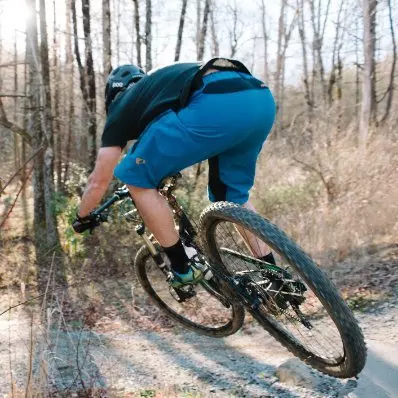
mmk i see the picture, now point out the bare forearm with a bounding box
[78,180,109,217]
[77,147,122,218]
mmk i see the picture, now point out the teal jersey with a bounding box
[101,58,251,148]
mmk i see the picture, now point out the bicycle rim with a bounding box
[134,245,245,337]
[199,203,366,377]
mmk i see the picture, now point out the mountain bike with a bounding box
[91,173,366,378]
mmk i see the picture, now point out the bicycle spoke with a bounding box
[213,221,345,364]
[143,253,235,330]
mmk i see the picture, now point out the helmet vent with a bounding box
[121,71,130,77]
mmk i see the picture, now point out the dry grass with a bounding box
[254,127,397,267]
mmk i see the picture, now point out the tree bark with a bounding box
[297,0,313,116]
[21,58,29,235]
[327,0,345,106]
[63,0,74,187]
[380,0,396,124]
[360,0,377,144]
[309,0,331,105]
[197,0,210,61]
[115,0,121,64]
[26,0,46,248]
[71,0,88,103]
[132,0,142,66]
[102,0,112,78]
[174,0,188,62]
[39,0,59,247]
[196,0,202,58]
[355,18,360,127]
[274,0,286,117]
[228,0,239,58]
[274,1,296,136]
[209,5,219,57]
[53,0,62,192]
[13,31,20,170]
[145,0,152,70]
[260,0,269,83]
[82,0,97,169]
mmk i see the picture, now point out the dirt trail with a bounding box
[0,296,397,398]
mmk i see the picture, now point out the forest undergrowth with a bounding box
[0,125,397,397]
[1,124,397,310]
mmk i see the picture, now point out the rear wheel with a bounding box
[134,245,245,338]
[199,202,367,378]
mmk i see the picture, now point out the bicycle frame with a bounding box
[93,174,235,305]
[92,173,197,272]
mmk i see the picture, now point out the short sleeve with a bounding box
[101,120,128,149]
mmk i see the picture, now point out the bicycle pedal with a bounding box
[169,285,196,302]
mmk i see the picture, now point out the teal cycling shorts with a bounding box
[114,71,276,204]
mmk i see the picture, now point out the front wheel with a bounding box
[199,202,367,378]
[134,245,245,338]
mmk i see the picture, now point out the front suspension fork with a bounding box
[135,223,169,274]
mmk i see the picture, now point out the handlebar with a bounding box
[91,185,131,216]
[91,172,182,218]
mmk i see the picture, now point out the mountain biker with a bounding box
[72,57,276,288]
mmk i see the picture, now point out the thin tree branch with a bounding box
[0,62,29,68]
[0,97,32,144]
[0,147,44,195]
[292,156,328,190]
[0,94,27,98]
[0,165,34,229]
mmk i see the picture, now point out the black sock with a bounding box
[163,239,190,274]
[260,252,276,265]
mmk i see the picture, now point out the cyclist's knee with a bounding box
[127,184,156,198]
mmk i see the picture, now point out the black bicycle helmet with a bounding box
[105,64,146,113]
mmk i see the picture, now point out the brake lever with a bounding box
[88,212,108,234]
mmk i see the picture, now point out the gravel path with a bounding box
[1,296,397,398]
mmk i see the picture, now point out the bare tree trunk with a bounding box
[174,0,188,62]
[336,54,343,135]
[39,0,59,247]
[26,0,46,248]
[21,48,30,235]
[82,0,97,169]
[102,0,112,78]
[145,0,152,70]
[327,0,344,106]
[13,31,20,170]
[228,0,239,58]
[260,0,269,82]
[132,0,142,66]
[209,5,219,56]
[380,0,396,124]
[309,0,331,105]
[196,0,202,58]
[297,0,313,116]
[355,18,360,127]
[63,0,74,187]
[197,0,210,61]
[274,0,296,136]
[360,0,377,144]
[115,0,121,64]
[53,0,62,193]
[274,0,286,117]
[72,0,88,103]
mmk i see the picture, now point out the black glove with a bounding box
[72,213,101,233]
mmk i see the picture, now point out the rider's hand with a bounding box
[72,213,101,233]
